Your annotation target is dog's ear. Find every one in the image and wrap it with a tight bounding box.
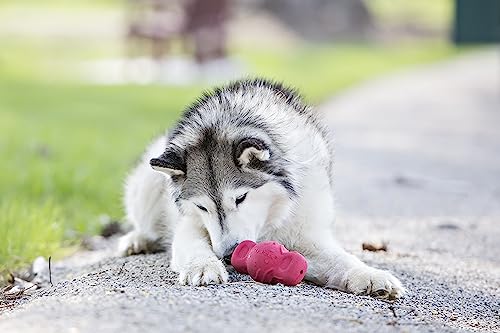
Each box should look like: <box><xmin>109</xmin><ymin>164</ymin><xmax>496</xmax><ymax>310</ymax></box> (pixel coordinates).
<box><xmin>150</xmin><ymin>148</ymin><xmax>186</xmax><ymax>177</ymax></box>
<box><xmin>235</xmin><ymin>137</ymin><xmax>270</xmax><ymax>166</ymax></box>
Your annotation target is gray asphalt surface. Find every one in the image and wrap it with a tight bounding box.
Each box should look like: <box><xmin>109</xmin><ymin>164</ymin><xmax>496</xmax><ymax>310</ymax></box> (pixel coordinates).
<box><xmin>1</xmin><ymin>50</ymin><xmax>499</xmax><ymax>333</ymax></box>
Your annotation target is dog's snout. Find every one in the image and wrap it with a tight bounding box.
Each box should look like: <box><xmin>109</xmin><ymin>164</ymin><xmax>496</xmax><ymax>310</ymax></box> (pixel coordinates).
<box><xmin>223</xmin><ymin>243</ymin><xmax>238</xmax><ymax>265</ymax></box>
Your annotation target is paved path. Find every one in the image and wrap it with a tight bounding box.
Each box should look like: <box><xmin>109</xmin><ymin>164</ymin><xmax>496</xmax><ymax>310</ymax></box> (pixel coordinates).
<box><xmin>1</xmin><ymin>50</ymin><xmax>499</xmax><ymax>332</ymax></box>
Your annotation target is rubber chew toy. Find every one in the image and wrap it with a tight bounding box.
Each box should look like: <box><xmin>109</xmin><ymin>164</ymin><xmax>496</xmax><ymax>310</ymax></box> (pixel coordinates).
<box><xmin>230</xmin><ymin>240</ymin><xmax>308</xmax><ymax>286</ymax></box>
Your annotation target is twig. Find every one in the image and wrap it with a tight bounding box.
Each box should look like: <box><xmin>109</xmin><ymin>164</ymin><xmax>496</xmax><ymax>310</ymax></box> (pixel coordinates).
<box><xmin>118</xmin><ymin>262</ymin><xmax>126</xmax><ymax>275</ymax></box>
<box><xmin>1</xmin><ymin>284</ymin><xmax>37</xmax><ymax>301</ymax></box>
<box><xmin>2</xmin><ymin>285</ymin><xmax>14</xmax><ymax>293</ymax></box>
<box><xmin>19</xmin><ymin>283</ymin><xmax>37</xmax><ymax>295</ymax></box>
<box><xmin>389</xmin><ymin>305</ymin><xmax>398</xmax><ymax>318</ymax></box>
<box><xmin>48</xmin><ymin>256</ymin><xmax>53</xmax><ymax>287</ymax></box>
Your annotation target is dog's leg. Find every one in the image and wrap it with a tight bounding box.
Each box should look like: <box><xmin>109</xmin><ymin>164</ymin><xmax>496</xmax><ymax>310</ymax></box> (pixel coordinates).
<box><xmin>117</xmin><ymin>168</ymin><xmax>167</xmax><ymax>256</ymax></box>
<box><xmin>289</xmin><ymin>167</ymin><xmax>404</xmax><ymax>299</ymax></box>
<box><xmin>171</xmin><ymin>216</ymin><xmax>228</xmax><ymax>286</ymax></box>
<box><xmin>299</xmin><ymin>240</ymin><xmax>405</xmax><ymax>299</ymax></box>
<box><xmin>118</xmin><ymin>138</ymin><xmax>173</xmax><ymax>256</ymax></box>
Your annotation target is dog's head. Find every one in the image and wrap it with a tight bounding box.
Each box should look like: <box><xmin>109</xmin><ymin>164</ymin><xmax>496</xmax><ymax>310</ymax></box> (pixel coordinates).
<box><xmin>150</xmin><ymin>130</ymin><xmax>295</xmax><ymax>260</ymax></box>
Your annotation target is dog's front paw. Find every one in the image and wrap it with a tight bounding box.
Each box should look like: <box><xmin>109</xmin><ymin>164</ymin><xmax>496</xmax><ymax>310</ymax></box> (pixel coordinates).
<box><xmin>343</xmin><ymin>266</ymin><xmax>405</xmax><ymax>299</ymax></box>
<box><xmin>178</xmin><ymin>257</ymin><xmax>228</xmax><ymax>286</ymax></box>
<box><xmin>117</xmin><ymin>231</ymin><xmax>161</xmax><ymax>257</ymax></box>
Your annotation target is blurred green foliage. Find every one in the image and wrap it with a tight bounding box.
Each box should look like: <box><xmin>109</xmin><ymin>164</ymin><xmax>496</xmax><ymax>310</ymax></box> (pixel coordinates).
<box><xmin>368</xmin><ymin>0</ymin><xmax>453</xmax><ymax>30</ymax></box>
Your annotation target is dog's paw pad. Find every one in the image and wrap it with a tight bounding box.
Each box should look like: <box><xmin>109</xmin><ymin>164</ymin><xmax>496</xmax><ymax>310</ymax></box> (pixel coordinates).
<box><xmin>178</xmin><ymin>257</ymin><xmax>228</xmax><ymax>286</ymax></box>
<box><xmin>344</xmin><ymin>267</ymin><xmax>405</xmax><ymax>299</ymax></box>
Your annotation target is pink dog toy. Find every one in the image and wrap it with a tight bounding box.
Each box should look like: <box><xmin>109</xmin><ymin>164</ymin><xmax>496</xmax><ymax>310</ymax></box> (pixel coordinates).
<box><xmin>230</xmin><ymin>240</ymin><xmax>308</xmax><ymax>286</ymax></box>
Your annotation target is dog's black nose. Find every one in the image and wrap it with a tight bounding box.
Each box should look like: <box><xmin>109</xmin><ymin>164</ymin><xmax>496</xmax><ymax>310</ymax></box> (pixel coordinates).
<box><xmin>222</xmin><ymin>243</ymin><xmax>238</xmax><ymax>265</ymax></box>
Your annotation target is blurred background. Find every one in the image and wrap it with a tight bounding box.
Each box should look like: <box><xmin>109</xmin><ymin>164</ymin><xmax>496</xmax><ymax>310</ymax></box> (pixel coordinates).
<box><xmin>0</xmin><ymin>0</ymin><xmax>496</xmax><ymax>273</ymax></box>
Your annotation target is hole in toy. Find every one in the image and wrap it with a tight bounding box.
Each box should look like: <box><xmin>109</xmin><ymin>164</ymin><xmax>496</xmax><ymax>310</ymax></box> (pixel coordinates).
<box><xmin>300</xmin><ymin>270</ymin><xmax>303</xmax><ymax>274</ymax></box>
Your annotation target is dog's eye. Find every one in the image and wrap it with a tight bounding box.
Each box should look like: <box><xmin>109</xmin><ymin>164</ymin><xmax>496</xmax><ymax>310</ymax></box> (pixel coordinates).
<box><xmin>235</xmin><ymin>193</ymin><xmax>247</xmax><ymax>206</ymax></box>
<box><xmin>196</xmin><ymin>204</ymin><xmax>208</xmax><ymax>212</ymax></box>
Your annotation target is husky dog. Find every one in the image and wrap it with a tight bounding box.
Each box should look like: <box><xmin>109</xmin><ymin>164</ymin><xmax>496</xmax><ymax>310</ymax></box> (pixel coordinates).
<box><xmin>118</xmin><ymin>79</ymin><xmax>404</xmax><ymax>299</ymax></box>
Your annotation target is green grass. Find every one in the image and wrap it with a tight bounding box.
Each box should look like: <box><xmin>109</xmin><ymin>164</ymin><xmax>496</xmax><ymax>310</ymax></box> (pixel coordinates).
<box><xmin>0</xmin><ymin>28</ymin><xmax>461</xmax><ymax>273</ymax></box>
<box><xmin>0</xmin><ymin>200</ymin><xmax>63</xmax><ymax>270</ymax></box>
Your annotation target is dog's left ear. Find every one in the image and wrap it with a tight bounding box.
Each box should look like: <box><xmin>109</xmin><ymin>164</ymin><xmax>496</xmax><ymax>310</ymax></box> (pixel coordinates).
<box><xmin>235</xmin><ymin>137</ymin><xmax>270</xmax><ymax>166</ymax></box>
<box><xmin>150</xmin><ymin>148</ymin><xmax>186</xmax><ymax>177</ymax></box>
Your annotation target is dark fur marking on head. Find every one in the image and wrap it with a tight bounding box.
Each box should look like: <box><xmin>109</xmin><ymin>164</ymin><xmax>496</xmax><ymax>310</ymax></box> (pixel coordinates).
<box><xmin>197</xmin><ymin>127</ymin><xmax>227</xmax><ymax>229</ymax></box>
<box><xmin>279</xmin><ymin>179</ymin><xmax>297</xmax><ymax>197</ymax></box>
<box><xmin>246</xmin><ymin>158</ymin><xmax>296</xmax><ymax>197</ymax></box>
